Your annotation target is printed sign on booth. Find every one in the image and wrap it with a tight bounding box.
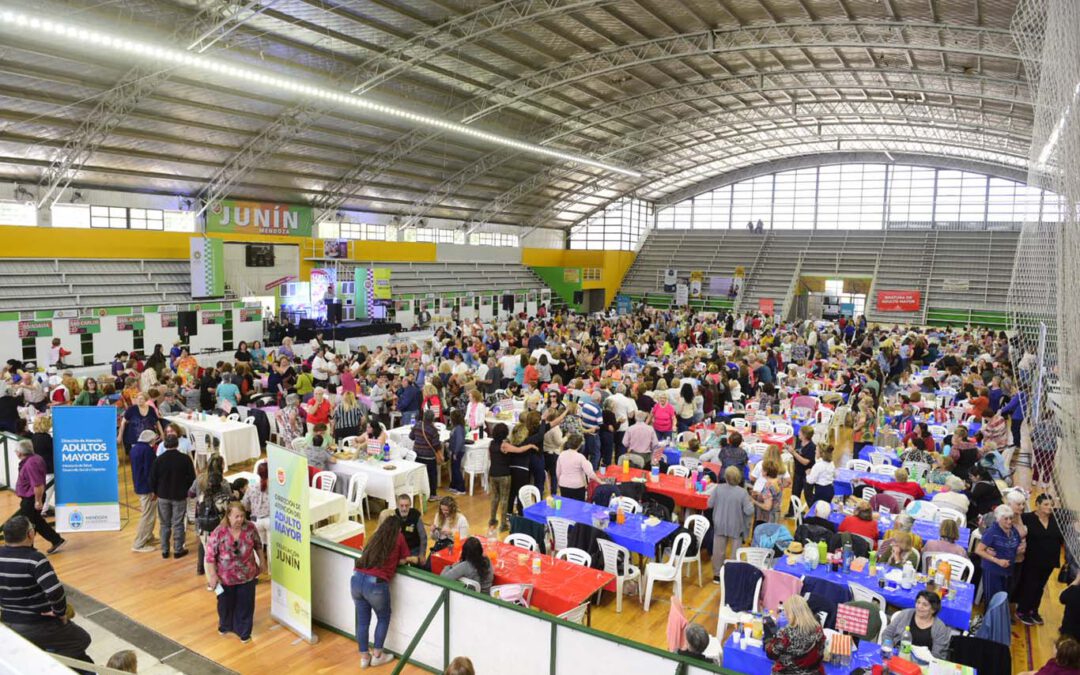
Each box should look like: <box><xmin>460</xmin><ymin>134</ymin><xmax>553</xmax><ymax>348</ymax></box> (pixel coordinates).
<box><xmin>53</xmin><ymin>406</ymin><xmax>120</xmax><ymax>532</ymax></box>
<box><xmin>268</xmin><ymin>444</ymin><xmax>314</xmax><ymax>642</ymax></box>
<box><xmin>759</xmin><ymin>298</ymin><xmax>775</xmax><ymax>315</ymax></box>
<box><xmin>116</xmin><ymin>315</ymin><xmax>145</xmax><ymax>331</ymax></box>
<box><xmin>201</xmin><ymin>310</ymin><xmax>227</xmax><ymax>325</ymax></box>
<box><xmin>18</xmin><ymin>320</ymin><xmax>51</xmax><ymax>339</ymax></box>
<box><xmin>876</xmin><ymin>290</ymin><xmax>921</xmax><ymax>312</ymax></box>
<box><xmin>68</xmin><ymin>318</ymin><xmax>101</xmax><ymax>335</ymax></box>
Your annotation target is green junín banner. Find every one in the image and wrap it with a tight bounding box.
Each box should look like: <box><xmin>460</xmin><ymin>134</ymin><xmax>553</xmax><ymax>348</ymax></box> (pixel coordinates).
<box><xmin>206</xmin><ymin>199</ymin><xmax>314</xmax><ymax>237</ymax></box>
<box><xmin>68</xmin><ymin>318</ymin><xmax>101</xmax><ymax>335</ymax></box>
<box><xmin>268</xmin><ymin>443</ymin><xmax>314</xmax><ymax>642</ymax></box>
<box><xmin>116</xmin><ymin>316</ymin><xmax>145</xmax><ymax>331</ymax></box>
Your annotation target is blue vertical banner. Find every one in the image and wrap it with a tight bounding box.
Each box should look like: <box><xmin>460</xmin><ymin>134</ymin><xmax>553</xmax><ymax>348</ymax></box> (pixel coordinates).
<box><xmin>53</xmin><ymin>406</ymin><xmax>120</xmax><ymax>532</ymax></box>
<box><xmin>616</xmin><ymin>294</ymin><xmax>632</xmax><ymax>315</ymax></box>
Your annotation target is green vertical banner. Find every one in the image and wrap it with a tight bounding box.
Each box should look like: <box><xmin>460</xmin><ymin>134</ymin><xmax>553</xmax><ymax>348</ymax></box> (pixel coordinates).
<box><xmin>268</xmin><ymin>443</ymin><xmax>314</xmax><ymax>642</ymax></box>
<box><xmin>353</xmin><ymin>267</ymin><xmax>370</xmax><ymax>320</ymax></box>
<box><xmin>190</xmin><ymin>237</ymin><xmax>225</xmax><ymax>298</ymax></box>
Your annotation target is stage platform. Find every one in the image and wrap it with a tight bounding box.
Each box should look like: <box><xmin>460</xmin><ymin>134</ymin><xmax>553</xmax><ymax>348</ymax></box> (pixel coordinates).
<box><xmin>296</xmin><ymin>320</ymin><xmax>401</xmax><ymax>341</ymax></box>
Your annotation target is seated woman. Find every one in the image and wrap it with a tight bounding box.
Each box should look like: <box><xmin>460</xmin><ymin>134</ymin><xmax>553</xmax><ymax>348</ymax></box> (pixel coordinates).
<box><xmin>861</xmin><ymin>467</ymin><xmax>926</xmax><ymax>501</ymax></box>
<box><xmin>881</xmin><ymin>591</ymin><xmax>952</xmax><ymax>659</ymax></box>
<box><xmin>922</xmin><ymin>519</ymin><xmax>968</xmax><ymax>559</ymax></box>
<box><xmin>764</xmin><ymin>594</ymin><xmax>825</xmax><ymax>675</ymax></box>
<box><xmin>439</xmin><ymin>536</ymin><xmax>493</xmax><ymax>594</ymax></box>
<box><xmin>883</xmin><ymin>513</ymin><xmax>925</xmax><ymax>550</ymax></box>
<box><xmin>838</xmin><ymin>500</ymin><xmax>880</xmax><ymax>547</ymax></box>
<box><xmin>881</xmin><ymin>531</ymin><xmax>920</xmax><ymax>568</ymax></box>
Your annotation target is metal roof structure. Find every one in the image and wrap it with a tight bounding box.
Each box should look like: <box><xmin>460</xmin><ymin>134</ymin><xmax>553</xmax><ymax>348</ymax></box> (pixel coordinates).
<box><xmin>0</xmin><ymin>0</ymin><xmax>1032</xmax><ymax>230</ymax></box>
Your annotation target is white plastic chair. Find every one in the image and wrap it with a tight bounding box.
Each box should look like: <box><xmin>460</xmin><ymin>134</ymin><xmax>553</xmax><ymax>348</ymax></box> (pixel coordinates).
<box><xmin>734</xmin><ymin>546</ymin><xmax>774</xmax><ymax>570</ymax></box>
<box><xmin>789</xmin><ymin>494</ymin><xmax>805</xmax><ymax>527</ymax></box>
<box><xmin>816</xmin><ymin>408</ymin><xmax>834</xmax><ymax>425</ymax></box>
<box><xmin>714</xmin><ymin>561</ymin><xmax>764</xmax><ymax>651</ymax></box>
<box><xmin>341</xmin><ymin>435</ymin><xmax>361</xmax><ymax>449</ymax></box>
<box><xmin>226</xmin><ymin>412</ymin><xmax>240</xmax><ymax>422</ymax></box>
<box><xmin>731</xmin><ymin>418</ymin><xmax>751</xmax><ymax>430</ymax></box>
<box><xmin>923</xmin><ymin>552</ymin><xmax>975</xmax><ymax>582</ymax></box>
<box><xmin>403</xmin><ymin>449</ymin><xmax>418</xmax><ymax>462</ymax></box>
<box><xmin>609</xmin><ymin>496</ymin><xmax>641</xmax><ymax>514</ymax></box>
<box><xmin>746</xmin><ymin>442</ymin><xmax>770</xmax><ymax>456</ymax></box>
<box><xmin>519</xmin><ymin>485</ymin><xmax>541</xmax><ymax>510</ymax></box>
<box><xmin>755</xmin><ymin>419</ymin><xmax>774</xmax><ymax>434</ymax></box>
<box><xmin>505</xmin><ymin>533</ymin><xmax>539</xmax><ymax>552</ymax></box>
<box><xmin>491</xmin><ymin>583</ymin><xmax>533</xmax><ymax>607</ymax></box>
<box><xmin>869</xmin><ymin>451</ymin><xmax>892</xmax><ymax>466</ymax></box>
<box><xmin>872</xmin><ymin>465</ymin><xmax>898</xmax><ymax>479</ymax></box>
<box><xmin>772</xmin><ymin>422</ymin><xmax>793</xmax><ymax>436</ymax></box>
<box><xmin>243</xmin><ymin>415</ymin><xmax>256</xmax><ymax>426</ymax></box>
<box><xmin>883</xmin><ymin>490</ymin><xmax>912</xmax><ymax>509</ymax></box>
<box><xmin>643</xmin><ymin>532</ymin><xmax>692</xmax><ymax>611</ymax></box>
<box><xmin>860</xmin><ymin>486</ymin><xmax>878</xmax><ymax>500</ymax></box>
<box><xmin>667</xmin><ymin>465</ymin><xmax>690</xmax><ymax>477</ymax></box>
<box><xmin>679</xmin><ymin>456</ymin><xmax>701</xmax><ymax>471</ymax></box>
<box><xmin>555</xmin><ymin>547</ymin><xmax>592</xmax><ymax>567</ymax></box>
<box><xmin>596</xmin><ymin>539</ymin><xmax>641</xmax><ymax>613</ymax></box>
<box><xmin>312</xmin><ymin>471</ymin><xmax>336</xmax><ymax>492</ymax></box>
<box><xmin>463</xmin><ymin>447</ymin><xmax>490</xmax><ymax>495</ymax></box>
<box><xmin>460</xmin><ymin>578</ymin><xmax>481</xmax><ymax>593</ymax></box>
<box><xmin>397</xmin><ymin>470</ymin><xmax>423</xmax><ymax>509</ymax></box>
<box><xmin>547</xmin><ymin>516</ymin><xmax>573</xmax><ymax>552</ymax></box>
<box><xmin>557</xmin><ymin>603</ymin><xmax>589</xmax><ymax>625</ymax></box>
<box><xmin>346</xmin><ymin>473</ymin><xmax>368</xmax><ymax>522</ymax></box>
<box><xmin>683</xmin><ymin>514</ymin><xmax>710</xmax><ymax>587</ymax></box>
<box><xmin>928</xmin><ymin>424</ymin><xmax>949</xmax><ymax>438</ymax></box>
<box><xmin>850</xmin><ymin>582</ymin><xmax>887</xmax><ymax>610</ymax></box>
<box><xmin>846</xmin><ymin>459</ymin><xmax>871</xmax><ymax>471</ymax></box>
<box><xmin>676</xmin><ymin>430</ymin><xmax>698</xmax><ymax>445</ymax></box>
<box><xmin>936</xmin><ymin>507</ymin><xmax>965</xmax><ymax>526</ymax></box>
<box><xmin>906</xmin><ymin>500</ymin><xmax>937</xmax><ymax>521</ymax></box>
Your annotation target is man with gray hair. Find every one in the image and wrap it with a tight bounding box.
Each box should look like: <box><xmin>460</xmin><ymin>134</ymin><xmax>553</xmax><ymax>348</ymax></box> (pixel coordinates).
<box><xmin>678</xmin><ymin>623</ymin><xmax>712</xmax><ymax>663</ymax></box>
<box><xmin>13</xmin><ymin>439</ymin><xmax>64</xmax><ymax>554</ymax></box>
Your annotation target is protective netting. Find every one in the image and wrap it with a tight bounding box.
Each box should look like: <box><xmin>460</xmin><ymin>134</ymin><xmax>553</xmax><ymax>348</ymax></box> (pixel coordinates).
<box><xmin>1009</xmin><ymin>0</ymin><xmax>1080</xmax><ymax>562</ymax></box>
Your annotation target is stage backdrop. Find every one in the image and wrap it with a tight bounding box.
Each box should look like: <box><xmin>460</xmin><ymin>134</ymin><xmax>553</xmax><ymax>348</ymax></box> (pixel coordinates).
<box><xmin>53</xmin><ymin>406</ymin><xmax>120</xmax><ymax>532</ymax></box>
<box><xmin>269</xmin><ymin>443</ymin><xmax>314</xmax><ymax>642</ymax></box>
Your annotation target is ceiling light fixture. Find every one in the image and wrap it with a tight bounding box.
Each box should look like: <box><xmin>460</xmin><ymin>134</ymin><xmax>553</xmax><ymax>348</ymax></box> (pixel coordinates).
<box><xmin>0</xmin><ymin>9</ymin><xmax>641</xmax><ymax>178</ymax></box>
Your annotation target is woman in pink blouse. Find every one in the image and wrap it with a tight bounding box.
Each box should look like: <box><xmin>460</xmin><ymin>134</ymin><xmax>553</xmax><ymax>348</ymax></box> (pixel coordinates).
<box><xmin>650</xmin><ymin>391</ymin><xmax>676</xmax><ymax>441</ymax></box>
<box><xmin>555</xmin><ymin>434</ymin><xmax>595</xmax><ymax>501</ymax></box>
<box><xmin>205</xmin><ymin>502</ymin><xmax>265</xmax><ymax>643</ymax></box>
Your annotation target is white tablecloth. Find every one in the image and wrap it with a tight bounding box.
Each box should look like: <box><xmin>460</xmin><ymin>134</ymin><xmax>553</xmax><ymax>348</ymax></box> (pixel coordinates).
<box><xmin>332</xmin><ymin>458</ymin><xmax>431</xmax><ymax>505</ymax></box>
<box><xmin>309</xmin><ymin>489</ymin><xmax>347</xmax><ymax>524</ymax></box>
<box><xmin>388</xmin><ymin>424</ymin><xmax>450</xmax><ymax>449</ymax></box>
<box><xmin>166</xmin><ymin>415</ymin><xmax>261</xmax><ymax>470</ymax></box>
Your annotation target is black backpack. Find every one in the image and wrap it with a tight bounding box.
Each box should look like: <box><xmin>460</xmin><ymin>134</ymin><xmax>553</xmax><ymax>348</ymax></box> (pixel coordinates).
<box><xmin>195</xmin><ymin>490</ymin><xmax>229</xmax><ymax>533</ymax></box>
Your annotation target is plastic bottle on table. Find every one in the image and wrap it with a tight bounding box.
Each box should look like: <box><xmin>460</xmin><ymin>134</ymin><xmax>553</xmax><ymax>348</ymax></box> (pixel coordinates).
<box><xmin>383</xmin><ymin>443</ymin><xmax>390</xmax><ymax>461</ymax></box>
<box><xmin>900</xmin><ymin>626</ymin><xmax>913</xmax><ymax>660</ymax></box>
<box><xmin>531</xmin><ymin>556</ymin><xmax>541</xmax><ymax>575</ymax></box>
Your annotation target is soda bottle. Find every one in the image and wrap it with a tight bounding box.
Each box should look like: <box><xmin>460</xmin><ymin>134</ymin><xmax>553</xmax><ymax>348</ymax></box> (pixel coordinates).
<box><xmin>383</xmin><ymin>443</ymin><xmax>390</xmax><ymax>461</ymax></box>
<box><xmin>868</xmin><ymin>551</ymin><xmax>877</xmax><ymax>577</ymax></box>
<box><xmin>900</xmin><ymin>626</ymin><xmax>913</xmax><ymax>660</ymax></box>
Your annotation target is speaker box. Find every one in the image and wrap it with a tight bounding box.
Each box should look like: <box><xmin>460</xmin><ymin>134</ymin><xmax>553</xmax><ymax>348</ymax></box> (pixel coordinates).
<box><xmin>326</xmin><ymin>300</ymin><xmax>343</xmax><ymax>324</ymax></box>
<box><xmin>178</xmin><ymin>310</ymin><xmax>198</xmax><ymax>337</ymax></box>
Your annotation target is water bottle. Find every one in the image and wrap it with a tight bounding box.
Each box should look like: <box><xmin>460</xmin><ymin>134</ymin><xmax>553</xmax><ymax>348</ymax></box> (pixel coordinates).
<box><xmin>900</xmin><ymin>626</ymin><xmax>913</xmax><ymax>660</ymax></box>
<box><xmin>842</xmin><ymin>541</ymin><xmax>853</xmax><ymax>573</ymax></box>
<box><xmin>531</xmin><ymin>556</ymin><xmax>541</xmax><ymax>575</ymax></box>
<box><xmin>880</xmin><ymin>637</ymin><xmax>893</xmax><ymax>661</ymax></box>
<box><xmin>382</xmin><ymin>442</ymin><xmax>390</xmax><ymax>461</ymax></box>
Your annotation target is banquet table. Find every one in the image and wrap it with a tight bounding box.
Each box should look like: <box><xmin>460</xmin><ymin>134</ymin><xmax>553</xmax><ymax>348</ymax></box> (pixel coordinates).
<box><xmin>165</xmin><ymin>414</ymin><xmax>261</xmax><ymax>470</ymax></box>
<box><xmin>723</xmin><ymin>632</ymin><xmax>882</xmax><ymax>675</ymax></box>
<box><xmin>388</xmin><ymin>424</ymin><xmax>450</xmax><ymax>449</ymax></box>
<box><xmin>523</xmin><ymin>498</ymin><xmax>678</xmax><ymax>558</ymax></box>
<box><xmin>430</xmin><ymin>538</ymin><xmax>613</xmax><ymax>617</ymax></box>
<box><xmin>596</xmin><ymin>464</ymin><xmax>715</xmax><ymax>510</ymax></box>
<box><xmin>826</xmin><ymin>509</ymin><xmax>970</xmax><ymax>544</ymax></box>
<box><xmin>332</xmin><ymin>457</ymin><xmax>432</xmax><ymax>506</ymax></box>
<box><xmin>834</xmin><ymin>468</ymin><xmax>941</xmax><ymax>499</ymax></box>
<box><xmin>857</xmin><ymin>446</ymin><xmax>902</xmax><ymax>467</ymax></box>
<box><xmin>772</xmin><ymin>557</ymin><xmax>974</xmax><ymax>630</ymax></box>
<box><xmin>308</xmin><ymin>488</ymin><xmax>348</xmax><ymax>525</ymax></box>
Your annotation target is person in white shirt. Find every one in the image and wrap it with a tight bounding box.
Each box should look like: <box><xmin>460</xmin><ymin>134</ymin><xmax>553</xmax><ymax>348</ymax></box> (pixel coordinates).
<box><xmin>498</xmin><ymin>352</ymin><xmax>518</xmax><ymax>387</ymax></box>
<box><xmin>464</xmin><ymin>390</ymin><xmax>488</xmax><ymax>433</ymax></box>
<box><xmin>606</xmin><ymin>385</ymin><xmax>637</xmax><ymax>457</ymax></box>
<box><xmin>931</xmin><ymin>475</ymin><xmax>970</xmax><ymax>515</ymax></box>
<box><xmin>311</xmin><ymin>347</ymin><xmax>334</xmax><ymax>386</ymax></box>
<box><xmin>805</xmin><ymin>445</ymin><xmax>837</xmax><ymax>503</ymax></box>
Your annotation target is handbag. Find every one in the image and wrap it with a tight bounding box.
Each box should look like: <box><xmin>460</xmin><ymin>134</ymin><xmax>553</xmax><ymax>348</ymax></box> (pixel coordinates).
<box><xmin>421</xmin><ymin>426</ymin><xmax>445</xmax><ymax>463</ymax></box>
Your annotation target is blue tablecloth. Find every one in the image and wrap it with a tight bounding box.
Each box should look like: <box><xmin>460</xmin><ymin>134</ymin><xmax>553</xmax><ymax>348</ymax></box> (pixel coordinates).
<box><xmin>857</xmin><ymin>446</ymin><xmax>902</xmax><ymax>466</ymax></box>
<box><xmin>723</xmin><ymin>633</ymin><xmax>882</xmax><ymax>675</ymax></box>
<box><xmin>827</xmin><ymin>510</ymin><xmax>970</xmax><ymax>544</ymax></box>
<box><xmin>772</xmin><ymin>557</ymin><xmax>973</xmax><ymax>630</ymax></box>
<box><xmin>523</xmin><ymin>498</ymin><xmax>678</xmax><ymax>558</ymax></box>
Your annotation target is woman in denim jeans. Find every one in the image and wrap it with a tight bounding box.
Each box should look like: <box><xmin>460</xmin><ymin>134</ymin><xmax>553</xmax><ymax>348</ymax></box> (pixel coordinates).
<box><xmin>352</xmin><ymin>515</ymin><xmax>419</xmax><ymax>668</ymax></box>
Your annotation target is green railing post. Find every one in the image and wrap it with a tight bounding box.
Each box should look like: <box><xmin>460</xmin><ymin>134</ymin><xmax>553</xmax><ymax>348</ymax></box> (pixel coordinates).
<box><xmin>550</xmin><ymin>623</ymin><xmax>557</xmax><ymax>675</ymax></box>
<box><xmin>443</xmin><ymin>593</ymin><xmax>450</xmax><ymax>671</ymax></box>
<box><xmin>391</xmin><ymin>588</ymin><xmax>448</xmax><ymax>675</ymax></box>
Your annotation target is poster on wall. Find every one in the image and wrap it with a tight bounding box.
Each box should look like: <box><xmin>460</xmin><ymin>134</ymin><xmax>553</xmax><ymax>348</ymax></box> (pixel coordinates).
<box><xmin>323</xmin><ymin>239</ymin><xmax>348</xmax><ymax>258</ymax></box>
<box><xmin>68</xmin><ymin>318</ymin><xmax>101</xmax><ymax>335</ymax></box>
<box><xmin>160</xmin><ymin>313</ymin><xmax>178</xmax><ymax>328</ymax></box>
<box><xmin>53</xmin><ymin>406</ymin><xmax>120</xmax><ymax>532</ymax></box>
<box><xmin>206</xmin><ymin>200</ymin><xmax>314</xmax><ymax>237</ymax></box>
<box><xmin>201</xmin><ymin>311</ymin><xmax>227</xmax><ymax>325</ymax></box>
<box><xmin>689</xmin><ymin>271</ymin><xmax>704</xmax><ymax>298</ymax></box>
<box><xmin>18</xmin><ymin>320</ymin><xmax>51</xmax><ymax>339</ymax></box>
<box><xmin>373</xmin><ymin>268</ymin><xmax>392</xmax><ymax>300</ymax></box>
<box><xmin>616</xmin><ymin>294</ymin><xmax>632</xmax><ymax>315</ymax></box>
<box><xmin>759</xmin><ymin>298</ymin><xmax>775</xmax><ymax>315</ymax></box>
<box><xmin>239</xmin><ymin>308</ymin><xmax>262</xmax><ymax>322</ymax></box>
<box><xmin>309</xmin><ymin>268</ymin><xmax>337</xmax><ymax>322</ymax></box>
<box><xmin>268</xmin><ymin>443</ymin><xmax>315</xmax><ymax>642</ymax></box>
<box><xmin>942</xmin><ymin>278</ymin><xmax>970</xmax><ymax>292</ymax></box>
<box><xmin>663</xmin><ymin>268</ymin><xmax>678</xmax><ymax>292</ymax></box>
<box><xmin>876</xmin><ymin>290</ymin><xmax>921</xmax><ymax>312</ymax></box>
<box><xmin>190</xmin><ymin>238</ymin><xmax>225</xmax><ymax>298</ymax></box>
<box><xmin>710</xmin><ymin>276</ymin><xmax>741</xmax><ymax>298</ymax></box>
<box><xmin>675</xmin><ymin>283</ymin><xmax>688</xmax><ymax>306</ymax></box>
<box><xmin>353</xmin><ymin>267</ymin><xmax>370</xmax><ymax>320</ymax></box>
<box><xmin>116</xmin><ymin>315</ymin><xmax>145</xmax><ymax>331</ymax></box>
<box><xmin>563</xmin><ymin>268</ymin><xmax>581</xmax><ymax>283</ymax></box>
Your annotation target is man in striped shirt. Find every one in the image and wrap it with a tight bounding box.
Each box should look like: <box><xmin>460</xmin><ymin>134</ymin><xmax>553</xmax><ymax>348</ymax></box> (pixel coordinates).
<box><xmin>0</xmin><ymin>515</ymin><xmax>92</xmax><ymax>664</ymax></box>
<box><xmin>579</xmin><ymin>392</ymin><xmax>603</xmax><ymax>470</ymax></box>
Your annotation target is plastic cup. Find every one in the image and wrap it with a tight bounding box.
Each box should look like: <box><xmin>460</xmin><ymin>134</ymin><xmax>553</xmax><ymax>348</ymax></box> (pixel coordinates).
<box><xmin>555</xmin><ymin>499</ymin><xmax>562</xmax><ymax>510</ymax></box>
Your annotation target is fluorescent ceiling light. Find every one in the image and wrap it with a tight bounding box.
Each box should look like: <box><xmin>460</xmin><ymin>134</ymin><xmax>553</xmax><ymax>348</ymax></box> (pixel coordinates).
<box><xmin>0</xmin><ymin>8</ymin><xmax>641</xmax><ymax>178</ymax></box>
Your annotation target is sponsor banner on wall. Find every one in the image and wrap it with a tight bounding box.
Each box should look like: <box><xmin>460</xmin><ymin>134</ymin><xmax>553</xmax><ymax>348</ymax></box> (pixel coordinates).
<box><xmin>190</xmin><ymin>237</ymin><xmax>225</xmax><ymax>298</ymax></box>
<box><xmin>759</xmin><ymin>298</ymin><xmax>775</xmax><ymax>315</ymax></box>
<box><xmin>876</xmin><ymin>290</ymin><xmax>922</xmax><ymax>312</ymax></box>
<box><xmin>239</xmin><ymin>308</ymin><xmax>262</xmax><ymax>322</ymax></box>
<box><xmin>53</xmin><ymin>406</ymin><xmax>120</xmax><ymax>532</ymax></box>
<box><xmin>675</xmin><ymin>283</ymin><xmax>689</xmax><ymax>306</ymax></box>
<box><xmin>161</xmin><ymin>313</ymin><xmax>178</xmax><ymax>328</ymax></box>
<box><xmin>201</xmin><ymin>310</ymin><xmax>227</xmax><ymax>325</ymax></box>
<box><xmin>268</xmin><ymin>443</ymin><xmax>314</xmax><ymax>641</ymax></box>
<box><xmin>373</xmin><ymin>268</ymin><xmax>392</xmax><ymax>300</ymax></box>
<box><xmin>323</xmin><ymin>239</ymin><xmax>348</xmax><ymax>258</ymax></box>
<box><xmin>68</xmin><ymin>318</ymin><xmax>101</xmax><ymax>335</ymax></box>
<box><xmin>206</xmin><ymin>199</ymin><xmax>314</xmax><ymax>237</ymax></box>
<box><xmin>264</xmin><ymin>275</ymin><xmax>296</xmax><ymax>291</ymax></box>
<box><xmin>563</xmin><ymin>268</ymin><xmax>580</xmax><ymax>283</ymax></box>
<box><xmin>18</xmin><ymin>320</ymin><xmax>52</xmax><ymax>339</ymax></box>
<box><xmin>941</xmin><ymin>278</ymin><xmax>970</xmax><ymax>292</ymax></box>
<box><xmin>690</xmin><ymin>271</ymin><xmax>704</xmax><ymax>298</ymax></box>
<box><xmin>616</xmin><ymin>294</ymin><xmax>632</xmax><ymax>315</ymax></box>
<box><xmin>116</xmin><ymin>315</ymin><xmax>145</xmax><ymax>331</ymax></box>
<box><xmin>663</xmin><ymin>268</ymin><xmax>678</xmax><ymax>292</ymax></box>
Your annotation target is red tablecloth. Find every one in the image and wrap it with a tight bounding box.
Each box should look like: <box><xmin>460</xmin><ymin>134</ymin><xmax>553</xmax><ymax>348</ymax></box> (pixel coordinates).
<box><xmin>758</xmin><ymin>432</ymin><xmax>794</xmax><ymax>447</ymax></box>
<box><xmin>429</xmin><ymin>539</ymin><xmax>613</xmax><ymax>616</ymax></box>
<box><xmin>598</xmin><ymin>465</ymin><xmax>711</xmax><ymax>510</ymax></box>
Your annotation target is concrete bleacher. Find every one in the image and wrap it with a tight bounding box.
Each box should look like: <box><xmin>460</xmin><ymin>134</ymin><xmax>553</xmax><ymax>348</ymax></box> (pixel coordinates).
<box><xmin>621</xmin><ymin>228</ymin><xmax>1020</xmax><ymax>323</ymax></box>
<box><xmin>0</xmin><ymin>258</ymin><xmax>191</xmax><ymax>311</ymax></box>
<box><xmin>340</xmin><ymin>261</ymin><xmax>548</xmax><ymax>295</ymax></box>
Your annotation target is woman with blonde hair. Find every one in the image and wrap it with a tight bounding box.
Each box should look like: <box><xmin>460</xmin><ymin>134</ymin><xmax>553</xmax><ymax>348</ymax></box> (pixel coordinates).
<box><xmin>764</xmin><ymin>594</ymin><xmax>826</xmax><ymax>674</ymax></box>
<box><xmin>333</xmin><ymin>390</ymin><xmax>364</xmax><ymax>442</ymax></box>
<box><xmin>421</xmin><ymin>383</ymin><xmax>444</xmax><ymax>423</ymax></box>
<box><xmin>464</xmin><ymin>388</ymin><xmax>487</xmax><ymax>434</ymax></box>
<box><xmin>884</xmin><ymin>531</ymin><xmax>920</xmax><ymax>568</ymax></box>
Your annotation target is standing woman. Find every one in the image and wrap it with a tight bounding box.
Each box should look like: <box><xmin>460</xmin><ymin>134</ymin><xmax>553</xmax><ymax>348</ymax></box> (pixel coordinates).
<box><xmin>464</xmin><ymin>389</ymin><xmax>488</xmax><ymax>437</ymax></box>
<box><xmin>410</xmin><ymin>410</ymin><xmax>443</xmax><ymax>498</ymax></box>
<box><xmin>805</xmin><ymin>445</ymin><xmax>836</xmax><ymax>505</ymax></box>
<box><xmin>117</xmin><ymin>393</ymin><xmax>164</xmax><ymax>458</ymax></box>
<box><xmin>976</xmin><ymin>504</ymin><xmax>1023</xmax><ymax>605</ymax></box>
<box><xmin>205</xmin><ymin>502</ymin><xmax>264</xmax><ymax>643</ymax></box>
<box><xmin>555</xmin><ymin>434</ymin><xmax>594</xmax><ymax>501</ymax></box>
<box><xmin>352</xmin><ymin>515</ymin><xmax>418</xmax><ymax>669</ymax></box>
<box><xmin>73</xmin><ymin>377</ymin><xmax>101</xmax><ymax>406</ymax></box>
<box><xmin>333</xmin><ymin>392</ymin><xmax>364</xmax><ymax>443</ymax></box>
<box><xmin>447</xmin><ymin>409</ymin><xmax>467</xmax><ymax>495</ymax></box>
<box><xmin>486</xmin><ymin>423</ymin><xmax>533</xmax><ymax>536</ymax></box>
<box><xmin>763</xmin><ymin>594</ymin><xmax>826</xmax><ymax>675</ymax></box>
<box><xmin>1016</xmin><ymin>494</ymin><xmax>1064</xmax><ymax>625</ymax></box>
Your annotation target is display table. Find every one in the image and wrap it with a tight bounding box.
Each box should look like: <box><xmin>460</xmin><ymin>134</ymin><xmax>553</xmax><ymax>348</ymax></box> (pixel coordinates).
<box><xmin>826</xmin><ymin>509</ymin><xmax>970</xmax><ymax>544</ymax></box>
<box><xmin>309</xmin><ymin>489</ymin><xmax>347</xmax><ymax>525</ymax></box>
<box><xmin>772</xmin><ymin>557</ymin><xmax>974</xmax><ymax>631</ymax></box>
<box><xmin>165</xmin><ymin>414</ymin><xmax>260</xmax><ymax>470</ymax></box>
<box><xmin>523</xmin><ymin>497</ymin><xmax>678</xmax><ymax>558</ymax></box>
<box><xmin>430</xmin><ymin>538</ymin><xmax>613</xmax><ymax>617</ymax></box>
<box><xmin>596</xmin><ymin>464</ymin><xmax>714</xmax><ymax>510</ymax></box>
<box><xmin>332</xmin><ymin>457</ymin><xmax>432</xmax><ymax>506</ymax></box>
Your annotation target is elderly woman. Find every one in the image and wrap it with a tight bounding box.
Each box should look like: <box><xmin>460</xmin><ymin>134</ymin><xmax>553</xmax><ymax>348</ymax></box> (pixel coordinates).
<box><xmin>750</xmin><ymin>459</ymin><xmax>783</xmax><ymax>526</ymax></box>
<box><xmin>923</xmin><ymin>518</ymin><xmax>968</xmax><ymax>558</ymax></box>
<box><xmin>884</xmin><ymin>513</ymin><xmax>925</xmax><ymax>550</ymax></box>
<box><xmin>839</xmin><ymin>499</ymin><xmax>880</xmax><ymax>545</ymax></box>
<box><xmin>883</xmin><ymin>531</ymin><xmax>920</xmax><ymax>568</ymax></box>
<box><xmin>555</xmin><ymin>433</ymin><xmax>594</xmax><ymax>501</ymax></box>
<box><xmin>931</xmin><ymin>473</ymin><xmax>970</xmax><ymax>514</ymax></box>
<box><xmin>650</xmin><ymin>390</ymin><xmax>675</xmax><ymax>440</ymax></box>
<box><xmin>881</xmin><ymin>591</ymin><xmax>952</xmax><ymax>659</ymax></box>
<box><xmin>205</xmin><ymin>502</ymin><xmax>265</xmax><ymax>643</ymax></box>
<box><xmin>117</xmin><ymin>392</ymin><xmax>164</xmax><ymax>458</ymax></box>
<box><xmin>764</xmin><ymin>594</ymin><xmax>825</xmax><ymax>675</ymax></box>
<box><xmin>410</xmin><ymin>409</ymin><xmax>443</xmax><ymax>498</ymax></box>
<box><xmin>708</xmin><ymin>466</ymin><xmax>754</xmax><ymax>581</ymax></box>
<box><xmin>274</xmin><ymin>394</ymin><xmax>304</xmax><ymax>448</ymax></box>
<box><xmin>241</xmin><ymin>462</ymin><xmax>270</xmax><ymax>550</ymax></box>
<box><xmin>976</xmin><ymin>504</ymin><xmax>1023</xmax><ymax>603</ymax></box>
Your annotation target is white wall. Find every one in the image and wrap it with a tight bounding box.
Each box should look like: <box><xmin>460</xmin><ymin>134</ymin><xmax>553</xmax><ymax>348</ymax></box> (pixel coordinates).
<box><xmin>143</xmin><ymin>312</ymin><xmax>181</xmax><ymax>353</ymax></box>
<box><xmin>93</xmin><ymin>316</ymin><xmax>136</xmax><ymax>362</ymax></box>
<box><xmin>0</xmin><ymin>322</ymin><xmax>19</xmax><ymax>368</ymax></box>
<box><xmin>436</xmin><ymin>243</ymin><xmax>519</xmax><ymax>263</ymax></box>
<box><xmin>190</xmin><ymin>310</ymin><xmax>224</xmax><ymax>352</ymax></box>
<box><xmin>232</xmin><ymin>308</ymin><xmax>263</xmax><ymax>345</ymax></box>
<box><xmin>223</xmin><ymin>243</ymin><xmax>300</xmax><ymax>297</ymax></box>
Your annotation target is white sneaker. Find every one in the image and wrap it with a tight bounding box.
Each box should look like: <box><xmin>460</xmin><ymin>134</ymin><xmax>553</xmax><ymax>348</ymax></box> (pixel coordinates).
<box><xmin>360</xmin><ymin>654</ymin><xmax>371</xmax><ymax>669</ymax></box>
<box><xmin>131</xmin><ymin>545</ymin><xmax>157</xmax><ymax>553</ymax></box>
<box><xmin>370</xmin><ymin>653</ymin><xmax>395</xmax><ymax>667</ymax></box>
